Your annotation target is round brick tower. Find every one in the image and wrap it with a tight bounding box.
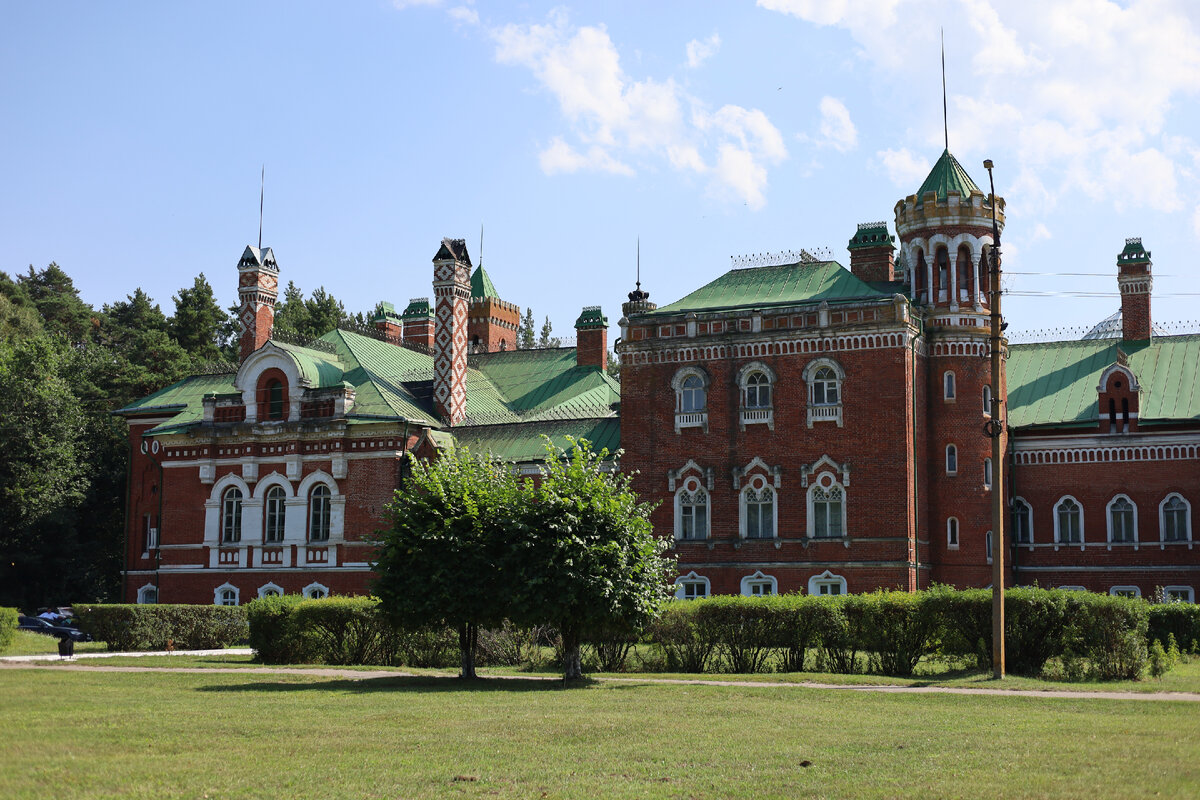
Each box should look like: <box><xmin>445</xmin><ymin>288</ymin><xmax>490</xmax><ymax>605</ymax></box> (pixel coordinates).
<box><xmin>895</xmin><ymin>150</ymin><xmax>1008</xmax><ymax>587</ymax></box>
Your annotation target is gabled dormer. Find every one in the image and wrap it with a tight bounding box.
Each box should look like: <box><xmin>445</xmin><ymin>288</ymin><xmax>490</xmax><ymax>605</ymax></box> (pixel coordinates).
<box><xmin>1097</xmin><ymin>360</ymin><xmax>1140</xmax><ymax>434</ymax></box>
<box><xmin>203</xmin><ymin>340</ymin><xmax>353</xmax><ymax>426</ymax></box>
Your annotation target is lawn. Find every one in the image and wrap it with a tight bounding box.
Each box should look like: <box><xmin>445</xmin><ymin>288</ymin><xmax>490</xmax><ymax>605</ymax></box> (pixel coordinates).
<box><xmin>1</xmin><ymin>630</ymin><xmax>108</xmax><ymax>657</ymax></box>
<box><xmin>2</xmin><ymin>665</ymin><xmax>1197</xmax><ymax>799</ymax></box>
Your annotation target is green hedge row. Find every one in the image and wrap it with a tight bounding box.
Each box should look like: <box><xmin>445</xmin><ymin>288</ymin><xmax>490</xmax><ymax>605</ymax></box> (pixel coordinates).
<box><xmin>648</xmin><ymin>587</ymin><xmax>1150</xmax><ymax>680</ymax></box>
<box><xmin>0</xmin><ymin>607</ymin><xmax>17</xmax><ymax>652</ymax></box>
<box><xmin>1147</xmin><ymin>602</ymin><xmax>1200</xmax><ymax>652</ymax></box>
<box><xmin>73</xmin><ymin>604</ymin><xmax>248</xmax><ymax>651</ymax></box>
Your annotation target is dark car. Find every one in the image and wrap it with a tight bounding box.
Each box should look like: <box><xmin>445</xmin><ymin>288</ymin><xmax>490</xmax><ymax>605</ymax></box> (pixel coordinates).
<box><xmin>17</xmin><ymin>615</ymin><xmax>92</xmax><ymax>643</ymax></box>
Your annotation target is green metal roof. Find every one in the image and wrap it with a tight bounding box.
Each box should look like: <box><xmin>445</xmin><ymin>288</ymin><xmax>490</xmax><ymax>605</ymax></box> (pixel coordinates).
<box><xmin>575</xmin><ymin>305</ymin><xmax>608</xmax><ymax>328</ymax></box>
<box><xmin>467</xmin><ymin>348</ymin><xmax>620</xmax><ymax>422</ymax></box>
<box><xmin>916</xmin><ymin>149</ymin><xmax>982</xmax><ymax>203</ymax></box>
<box><xmin>318</xmin><ymin>329</ymin><xmax>436</xmax><ymax>424</ymax></box>
<box><xmin>652</xmin><ymin>260</ymin><xmax>890</xmax><ymax>315</ymax></box>
<box><xmin>847</xmin><ymin>222</ymin><xmax>895</xmax><ymax>251</ymax></box>
<box><xmin>470</xmin><ymin>266</ymin><xmax>499</xmax><ymax>300</ymax></box>
<box><xmin>451</xmin><ymin>418</ymin><xmax>620</xmax><ymax>462</ymax></box>
<box><xmin>402</xmin><ymin>298</ymin><xmax>432</xmax><ymax>318</ymax></box>
<box><xmin>271</xmin><ymin>341</ymin><xmax>346</xmax><ymax>389</ymax></box>
<box><xmin>1007</xmin><ymin>334</ymin><xmax>1200</xmax><ymax>428</ymax></box>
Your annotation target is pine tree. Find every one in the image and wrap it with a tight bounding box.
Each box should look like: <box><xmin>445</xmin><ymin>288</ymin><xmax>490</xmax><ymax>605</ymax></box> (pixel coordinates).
<box><xmin>538</xmin><ymin>316</ymin><xmax>560</xmax><ymax>349</ymax></box>
<box><xmin>519</xmin><ymin>307</ymin><xmax>536</xmax><ymax>349</ymax></box>
<box><xmin>170</xmin><ymin>273</ymin><xmax>229</xmax><ymax>361</ymax></box>
<box><xmin>18</xmin><ymin>263</ymin><xmax>97</xmax><ymax>343</ymax></box>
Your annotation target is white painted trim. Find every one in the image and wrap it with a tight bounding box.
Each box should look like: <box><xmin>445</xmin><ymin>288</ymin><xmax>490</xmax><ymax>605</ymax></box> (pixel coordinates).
<box><xmin>257</xmin><ymin>582</ymin><xmax>285</xmax><ymax>598</ymax></box>
<box><xmin>739</xmin><ymin>478</ymin><xmax>778</xmax><ymax>540</ymax></box>
<box><xmin>234</xmin><ymin>343</ymin><xmax>304</xmax><ymax>423</ymax></box>
<box><xmin>214</xmin><ymin>582</ymin><xmax>240</xmax><ymax>606</ymax></box>
<box><xmin>1012</xmin><ymin>496</ymin><xmax>1034</xmax><ymax>545</ymax></box>
<box><xmin>1109</xmin><ymin>585</ymin><xmax>1141</xmax><ymax>598</ymax></box>
<box><xmin>808</xmin><ymin>570</ymin><xmax>847</xmax><ymax>596</ymax></box>
<box><xmin>1097</xmin><ymin>363</ymin><xmax>1140</xmax><ymax>393</ymax></box>
<box><xmin>806</xmin><ymin>477</ymin><xmax>847</xmax><ymax>540</ymax></box>
<box><xmin>740</xmin><ymin>570</ymin><xmax>777</xmax><ymax>597</ymax></box>
<box><xmin>1163</xmin><ymin>586</ymin><xmax>1195</xmax><ymax>603</ymax></box>
<box><xmin>674</xmin><ymin>571</ymin><xmax>710</xmax><ymax>600</ymax></box>
<box><xmin>674</xmin><ymin>480</ymin><xmax>710</xmax><ymax>541</ymax></box>
<box><xmin>136</xmin><ymin>583</ymin><xmax>158</xmax><ymax>604</ymax></box>
<box><xmin>943</xmin><ymin>370</ymin><xmax>956</xmax><ymax>400</ymax></box>
<box><xmin>1011</xmin><ymin>432</ymin><xmax>1200</xmax><ymax>466</ymax></box>
<box><xmin>252</xmin><ymin>471</ymin><xmax>294</xmax><ymax>500</ymax></box>
<box><xmin>945</xmin><ymin>444</ymin><xmax>958</xmax><ymax>475</ymax></box>
<box><xmin>1105</xmin><ymin>494</ymin><xmax>1139</xmax><ymax>548</ymax></box>
<box><xmin>302</xmin><ymin>582</ymin><xmax>330</xmax><ymax>599</ymax></box>
<box><xmin>1159</xmin><ymin>493</ymin><xmax>1192</xmax><ymax>545</ymax></box>
<box><xmin>1054</xmin><ymin>495</ymin><xmax>1085</xmax><ymax>547</ymax></box>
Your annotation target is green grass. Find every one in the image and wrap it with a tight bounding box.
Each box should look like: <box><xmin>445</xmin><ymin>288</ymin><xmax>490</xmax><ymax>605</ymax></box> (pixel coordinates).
<box><xmin>2</xmin><ymin>666</ymin><xmax>1197</xmax><ymax>799</ymax></box>
<box><xmin>1</xmin><ymin>630</ymin><xmax>108</xmax><ymax>657</ymax></box>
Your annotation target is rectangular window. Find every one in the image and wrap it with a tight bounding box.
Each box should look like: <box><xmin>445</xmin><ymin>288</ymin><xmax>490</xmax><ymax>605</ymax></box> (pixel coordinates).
<box><xmin>817</xmin><ymin>583</ymin><xmax>841</xmax><ymax>596</ymax></box>
<box><xmin>682</xmin><ymin>582</ymin><xmax>706</xmax><ymax>600</ymax></box>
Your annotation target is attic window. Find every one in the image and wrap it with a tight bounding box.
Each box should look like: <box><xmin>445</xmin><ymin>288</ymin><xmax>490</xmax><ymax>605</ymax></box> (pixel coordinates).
<box><xmin>266</xmin><ymin>380</ymin><xmax>284</xmax><ymax>420</ymax></box>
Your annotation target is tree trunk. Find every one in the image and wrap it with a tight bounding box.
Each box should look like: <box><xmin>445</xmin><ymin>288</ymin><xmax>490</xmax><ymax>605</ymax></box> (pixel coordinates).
<box><xmin>458</xmin><ymin>622</ymin><xmax>478</xmax><ymax>679</ymax></box>
<box><xmin>561</xmin><ymin>624</ymin><xmax>583</xmax><ymax>681</ymax></box>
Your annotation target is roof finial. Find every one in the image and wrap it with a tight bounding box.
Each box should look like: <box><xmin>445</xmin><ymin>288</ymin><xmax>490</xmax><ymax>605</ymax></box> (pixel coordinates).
<box><xmin>636</xmin><ymin>236</ymin><xmax>641</xmax><ymax>291</ymax></box>
<box><xmin>258</xmin><ymin>164</ymin><xmax>265</xmax><ymax>250</ymax></box>
<box><xmin>941</xmin><ymin>28</ymin><xmax>949</xmax><ymax>152</ymax></box>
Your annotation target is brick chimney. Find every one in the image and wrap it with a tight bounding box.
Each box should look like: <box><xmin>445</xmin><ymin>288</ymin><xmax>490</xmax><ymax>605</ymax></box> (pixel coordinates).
<box><xmin>847</xmin><ymin>222</ymin><xmax>895</xmax><ymax>283</ymax></box>
<box><xmin>401</xmin><ymin>298</ymin><xmax>434</xmax><ymax>351</ymax></box>
<box><xmin>237</xmin><ymin>245</ymin><xmax>279</xmax><ymax>361</ymax></box>
<box><xmin>1117</xmin><ymin>238</ymin><xmax>1152</xmax><ymax>341</ymax></box>
<box><xmin>432</xmin><ymin>239</ymin><xmax>471</xmax><ymax>425</ymax></box>
<box><xmin>574</xmin><ymin>306</ymin><xmax>608</xmax><ymax>371</ymax></box>
<box><xmin>371</xmin><ymin>302</ymin><xmax>403</xmax><ymax>343</ymax></box>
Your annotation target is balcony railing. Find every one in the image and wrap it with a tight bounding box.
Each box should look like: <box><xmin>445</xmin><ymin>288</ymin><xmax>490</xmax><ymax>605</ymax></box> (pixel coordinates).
<box><xmin>807</xmin><ymin>403</ymin><xmax>843</xmax><ymax>428</ymax></box>
<box><xmin>740</xmin><ymin>407</ymin><xmax>774</xmax><ymax>430</ymax></box>
<box><xmin>675</xmin><ymin>411</ymin><xmax>708</xmax><ymax>433</ymax></box>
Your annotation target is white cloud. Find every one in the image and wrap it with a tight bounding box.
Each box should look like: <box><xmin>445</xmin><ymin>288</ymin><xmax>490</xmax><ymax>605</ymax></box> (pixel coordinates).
<box><xmin>447</xmin><ymin>6</ymin><xmax>478</xmax><ymax>25</ymax></box>
<box><xmin>877</xmin><ymin>148</ymin><xmax>930</xmax><ymax>188</ymax></box>
<box><xmin>1031</xmin><ymin>223</ymin><xmax>1052</xmax><ymax>241</ymax></box>
<box><xmin>817</xmin><ymin>96</ymin><xmax>857</xmax><ymax>152</ymax></box>
<box><xmin>686</xmin><ymin>33</ymin><xmax>721</xmax><ymax>68</ymax></box>
<box><xmin>492</xmin><ymin>11</ymin><xmax>786</xmax><ymax>208</ymax></box>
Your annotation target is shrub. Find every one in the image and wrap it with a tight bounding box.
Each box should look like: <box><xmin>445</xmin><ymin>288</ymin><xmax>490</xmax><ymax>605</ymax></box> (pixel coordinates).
<box><xmin>246</xmin><ymin>594</ymin><xmax>311</xmax><ymax>664</ymax></box>
<box><xmin>0</xmin><ymin>607</ymin><xmax>17</xmax><ymax>652</ymax></box>
<box><xmin>772</xmin><ymin>594</ymin><xmax>823</xmax><ymax>673</ymax></box>
<box><xmin>291</xmin><ymin>597</ymin><xmax>399</xmax><ymax>666</ymax></box>
<box><xmin>477</xmin><ymin>621</ymin><xmax>542</xmax><ymax>668</ymax></box>
<box><xmin>583</xmin><ymin>624</ymin><xmax>640</xmax><ymax>673</ymax></box>
<box><xmin>73</xmin><ymin>604</ymin><xmax>247</xmax><ymax>651</ymax></box>
<box><xmin>1004</xmin><ymin>588</ymin><xmax>1071</xmax><ymax>676</ymax></box>
<box><xmin>924</xmin><ymin>586</ymin><xmax>992</xmax><ymax>669</ymax></box>
<box><xmin>1148</xmin><ymin>601</ymin><xmax>1200</xmax><ymax>652</ymax></box>
<box><xmin>854</xmin><ymin>591</ymin><xmax>939</xmax><ymax>676</ymax></box>
<box><xmin>1066</xmin><ymin>592</ymin><xmax>1148</xmax><ymax>681</ymax></box>
<box><xmin>649</xmin><ymin>601</ymin><xmax>715</xmax><ymax>673</ymax></box>
<box><xmin>396</xmin><ymin>626</ymin><xmax>458</xmax><ymax>668</ymax></box>
<box><xmin>695</xmin><ymin>595</ymin><xmax>785</xmax><ymax>674</ymax></box>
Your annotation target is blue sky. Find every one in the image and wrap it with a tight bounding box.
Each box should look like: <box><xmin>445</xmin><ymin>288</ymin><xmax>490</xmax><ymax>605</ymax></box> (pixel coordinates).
<box><xmin>4</xmin><ymin>0</ymin><xmax>1200</xmax><ymax>344</ymax></box>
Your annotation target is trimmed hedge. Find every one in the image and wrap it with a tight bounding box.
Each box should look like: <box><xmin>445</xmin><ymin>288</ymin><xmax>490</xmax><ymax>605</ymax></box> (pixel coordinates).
<box><xmin>1148</xmin><ymin>602</ymin><xmax>1200</xmax><ymax>653</ymax></box>
<box><xmin>72</xmin><ymin>604</ymin><xmax>248</xmax><ymax>651</ymax></box>
<box><xmin>0</xmin><ymin>607</ymin><xmax>17</xmax><ymax>652</ymax></box>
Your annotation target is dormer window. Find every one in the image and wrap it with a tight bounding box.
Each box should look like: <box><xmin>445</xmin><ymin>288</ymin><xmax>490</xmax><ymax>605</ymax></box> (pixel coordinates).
<box><xmin>266</xmin><ymin>379</ymin><xmax>284</xmax><ymax>420</ymax></box>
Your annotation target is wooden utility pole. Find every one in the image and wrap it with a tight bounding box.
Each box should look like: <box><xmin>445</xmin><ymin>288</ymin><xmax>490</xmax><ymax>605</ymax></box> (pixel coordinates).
<box><xmin>984</xmin><ymin>159</ymin><xmax>1006</xmax><ymax>679</ymax></box>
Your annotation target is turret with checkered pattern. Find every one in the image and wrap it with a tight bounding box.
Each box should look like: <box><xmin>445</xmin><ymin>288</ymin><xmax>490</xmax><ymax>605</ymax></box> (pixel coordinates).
<box><xmin>432</xmin><ymin>238</ymin><xmax>471</xmax><ymax>425</ymax></box>
<box><xmin>237</xmin><ymin>245</ymin><xmax>279</xmax><ymax>362</ymax></box>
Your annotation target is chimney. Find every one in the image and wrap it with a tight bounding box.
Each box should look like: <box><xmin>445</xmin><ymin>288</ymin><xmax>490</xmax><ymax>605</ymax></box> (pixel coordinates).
<box><xmin>401</xmin><ymin>298</ymin><xmax>434</xmax><ymax>351</ymax></box>
<box><xmin>1117</xmin><ymin>237</ymin><xmax>1152</xmax><ymax>341</ymax></box>
<box><xmin>432</xmin><ymin>239</ymin><xmax>471</xmax><ymax>426</ymax></box>
<box><xmin>574</xmin><ymin>306</ymin><xmax>608</xmax><ymax>371</ymax></box>
<box><xmin>237</xmin><ymin>245</ymin><xmax>279</xmax><ymax>361</ymax></box>
<box><xmin>848</xmin><ymin>222</ymin><xmax>895</xmax><ymax>283</ymax></box>
<box><xmin>371</xmin><ymin>302</ymin><xmax>403</xmax><ymax>343</ymax></box>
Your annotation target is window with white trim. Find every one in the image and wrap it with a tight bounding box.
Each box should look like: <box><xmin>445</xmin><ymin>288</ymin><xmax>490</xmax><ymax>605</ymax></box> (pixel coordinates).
<box><xmin>742</xmin><ymin>478</ymin><xmax>776</xmax><ymax>539</ymax></box>
<box><xmin>264</xmin><ymin>485</ymin><xmax>286</xmax><ymax>543</ymax></box>
<box><xmin>1161</xmin><ymin>494</ymin><xmax>1191</xmax><ymax>543</ymax></box>
<box><xmin>257</xmin><ymin>583</ymin><xmax>284</xmax><ymax>598</ymax></box>
<box><xmin>302</xmin><ymin>582</ymin><xmax>329</xmax><ymax>600</ymax></box>
<box><xmin>947</xmin><ymin>517</ymin><xmax>959</xmax><ymax>549</ymax></box>
<box><xmin>136</xmin><ymin>584</ymin><xmax>158</xmax><ymax>604</ymax></box>
<box><xmin>671</xmin><ymin>367</ymin><xmax>710</xmax><ymax>432</ymax></box>
<box><xmin>808</xmin><ymin>571</ymin><xmax>847</xmax><ymax>596</ymax></box>
<box><xmin>675</xmin><ymin>572</ymin><xmax>710</xmax><ymax>600</ymax></box>
<box><xmin>985</xmin><ymin>530</ymin><xmax>993</xmax><ymax>563</ymax></box>
<box><xmin>674</xmin><ymin>477</ymin><xmax>709</xmax><ymax>541</ymax></box>
<box><xmin>1164</xmin><ymin>586</ymin><xmax>1195</xmax><ymax>603</ymax></box>
<box><xmin>221</xmin><ymin>487</ymin><xmax>242</xmax><ymax>543</ymax></box>
<box><xmin>945</xmin><ymin>444</ymin><xmax>958</xmax><ymax>475</ymax></box>
<box><xmin>1109</xmin><ymin>586</ymin><xmax>1141</xmax><ymax>598</ymax></box>
<box><xmin>1058</xmin><ymin>585</ymin><xmax>1087</xmax><ymax>591</ymax></box>
<box><xmin>983</xmin><ymin>458</ymin><xmax>992</xmax><ymax>489</ymax></box>
<box><xmin>1107</xmin><ymin>495</ymin><xmax>1137</xmax><ymax>544</ymax></box>
<box><xmin>1055</xmin><ymin>496</ymin><xmax>1083</xmax><ymax>544</ymax></box>
<box><xmin>807</xmin><ymin>473</ymin><xmax>846</xmax><ymax>539</ymax></box>
<box><xmin>982</xmin><ymin>384</ymin><xmax>992</xmax><ymax>415</ymax></box>
<box><xmin>214</xmin><ymin>583</ymin><xmax>240</xmax><ymax>606</ymax></box>
<box><xmin>804</xmin><ymin>359</ymin><xmax>844</xmax><ymax>427</ymax></box>
<box><xmin>944</xmin><ymin>371</ymin><xmax>956</xmax><ymax>400</ymax></box>
<box><xmin>1012</xmin><ymin>498</ymin><xmax>1032</xmax><ymax>544</ymax></box>
<box><xmin>309</xmin><ymin>485</ymin><xmax>331</xmax><ymax>542</ymax></box>
<box><xmin>743</xmin><ymin>371</ymin><xmax>771</xmax><ymax>409</ymax></box>
<box><xmin>741</xmin><ymin>571</ymin><xmax>777</xmax><ymax>597</ymax></box>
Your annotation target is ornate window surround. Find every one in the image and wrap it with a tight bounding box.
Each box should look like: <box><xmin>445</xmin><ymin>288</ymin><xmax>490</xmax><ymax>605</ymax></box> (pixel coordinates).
<box><xmin>1106</xmin><ymin>493</ymin><xmax>1138</xmax><ymax>549</ymax></box>
<box><xmin>671</xmin><ymin>366</ymin><xmax>710</xmax><ymax>433</ymax></box>
<box><xmin>802</xmin><ymin>357</ymin><xmax>845</xmax><ymax>428</ymax></box>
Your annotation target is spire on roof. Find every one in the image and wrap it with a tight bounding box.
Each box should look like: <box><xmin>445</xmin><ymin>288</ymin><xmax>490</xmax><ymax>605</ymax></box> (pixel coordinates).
<box><xmin>470</xmin><ymin>265</ymin><xmax>500</xmax><ymax>300</ymax></box>
<box><xmin>916</xmin><ymin>150</ymin><xmax>983</xmax><ymax>204</ymax></box>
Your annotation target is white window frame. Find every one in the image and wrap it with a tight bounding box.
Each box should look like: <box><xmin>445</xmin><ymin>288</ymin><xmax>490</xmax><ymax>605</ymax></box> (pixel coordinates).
<box><xmin>302</xmin><ymin>582</ymin><xmax>329</xmax><ymax>600</ymax></box>
<box><xmin>803</xmin><ymin>358</ymin><xmax>845</xmax><ymax>428</ymax></box>
<box><xmin>221</xmin><ymin>486</ymin><xmax>243</xmax><ymax>544</ymax></box>
<box><xmin>674</xmin><ymin>477</ymin><xmax>710</xmax><ymax>541</ymax></box>
<box><xmin>739</xmin><ymin>475</ymin><xmax>778</xmax><ymax>539</ymax></box>
<box><xmin>983</xmin><ymin>457</ymin><xmax>992</xmax><ymax>489</ymax></box>
<box><xmin>947</xmin><ymin>517</ymin><xmax>959</xmax><ymax>549</ymax></box>
<box><xmin>1054</xmin><ymin>495</ymin><xmax>1084</xmax><ymax>547</ymax></box>
<box><xmin>1109</xmin><ymin>586</ymin><xmax>1141</xmax><ymax>598</ymax></box>
<box><xmin>806</xmin><ymin>473</ymin><xmax>846</xmax><ymax>539</ymax></box>
<box><xmin>737</xmin><ymin>362</ymin><xmax>775</xmax><ymax>430</ymax></box>
<box><xmin>1012</xmin><ymin>497</ymin><xmax>1033</xmax><ymax>546</ymax></box>
<box><xmin>985</xmin><ymin>530</ymin><xmax>994</xmax><ymax>563</ymax></box>
<box><xmin>263</xmin><ymin>484</ymin><xmax>287</xmax><ymax>544</ymax></box>
<box><xmin>257</xmin><ymin>582</ymin><xmax>285</xmax><ymax>599</ymax></box>
<box><xmin>1106</xmin><ymin>494</ymin><xmax>1138</xmax><ymax>547</ymax></box>
<box><xmin>944</xmin><ymin>370</ymin><xmax>956</xmax><ymax>400</ymax></box>
<box><xmin>1159</xmin><ymin>493</ymin><xmax>1192</xmax><ymax>544</ymax></box>
<box><xmin>308</xmin><ymin>484</ymin><xmax>332</xmax><ymax>542</ymax></box>
<box><xmin>740</xmin><ymin>571</ymin><xmax>778</xmax><ymax>597</ymax></box>
<box><xmin>808</xmin><ymin>570</ymin><xmax>847</xmax><ymax>596</ymax></box>
<box><xmin>214</xmin><ymin>582</ymin><xmax>240</xmax><ymax>606</ymax></box>
<box><xmin>945</xmin><ymin>444</ymin><xmax>958</xmax><ymax>475</ymax></box>
<box><xmin>675</xmin><ymin>571</ymin><xmax>710</xmax><ymax>600</ymax></box>
<box><xmin>1163</xmin><ymin>586</ymin><xmax>1195</xmax><ymax>603</ymax></box>
<box><xmin>671</xmin><ymin>366</ymin><xmax>709</xmax><ymax>433</ymax></box>
<box><xmin>982</xmin><ymin>384</ymin><xmax>992</xmax><ymax>415</ymax></box>
<box><xmin>136</xmin><ymin>583</ymin><xmax>158</xmax><ymax>604</ymax></box>
<box><xmin>1058</xmin><ymin>585</ymin><xmax>1087</xmax><ymax>592</ymax></box>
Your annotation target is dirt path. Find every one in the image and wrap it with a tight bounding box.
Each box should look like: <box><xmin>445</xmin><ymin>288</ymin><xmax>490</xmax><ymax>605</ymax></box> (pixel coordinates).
<box><xmin>4</xmin><ymin>660</ymin><xmax>1198</xmax><ymax>702</ymax></box>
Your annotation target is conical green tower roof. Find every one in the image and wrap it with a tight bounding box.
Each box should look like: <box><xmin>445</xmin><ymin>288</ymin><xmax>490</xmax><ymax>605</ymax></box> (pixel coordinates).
<box><xmin>470</xmin><ymin>265</ymin><xmax>499</xmax><ymax>300</ymax></box>
<box><xmin>916</xmin><ymin>149</ymin><xmax>982</xmax><ymax>203</ymax></box>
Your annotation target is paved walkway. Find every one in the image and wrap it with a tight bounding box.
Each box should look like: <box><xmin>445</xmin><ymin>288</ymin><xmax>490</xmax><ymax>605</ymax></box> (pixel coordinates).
<box><xmin>3</xmin><ymin>652</ymin><xmax>1199</xmax><ymax>702</ymax></box>
<box><xmin>0</xmin><ymin>648</ymin><xmax>254</xmax><ymax>663</ymax></box>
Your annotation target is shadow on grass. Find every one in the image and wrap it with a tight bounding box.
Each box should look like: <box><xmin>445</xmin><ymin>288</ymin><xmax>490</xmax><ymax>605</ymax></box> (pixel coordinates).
<box><xmin>196</xmin><ymin>674</ymin><xmax>621</xmax><ymax>695</ymax></box>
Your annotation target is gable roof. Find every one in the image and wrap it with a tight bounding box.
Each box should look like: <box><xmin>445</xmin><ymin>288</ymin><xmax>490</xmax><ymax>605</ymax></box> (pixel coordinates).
<box><xmin>916</xmin><ymin>149</ymin><xmax>983</xmax><ymax>204</ymax></box>
<box><xmin>1007</xmin><ymin>334</ymin><xmax>1200</xmax><ymax>429</ymax></box>
<box><xmin>652</xmin><ymin>260</ymin><xmax>891</xmax><ymax>315</ymax></box>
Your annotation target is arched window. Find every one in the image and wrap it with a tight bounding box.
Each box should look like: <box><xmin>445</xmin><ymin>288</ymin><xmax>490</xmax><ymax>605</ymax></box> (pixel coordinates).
<box><xmin>947</xmin><ymin>517</ymin><xmax>959</xmax><ymax>548</ymax></box>
<box><xmin>675</xmin><ymin>479</ymin><xmax>709</xmax><ymax>541</ymax></box>
<box><xmin>804</xmin><ymin>359</ymin><xmax>844</xmax><ymax>427</ymax></box>
<box><xmin>137</xmin><ymin>584</ymin><xmax>158</xmax><ymax>605</ymax></box>
<box><xmin>983</xmin><ymin>458</ymin><xmax>993</xmax><ymax>489</ymax></box>
<box><xmin>914</xmin><ymin>248</ymin><xmax>928</xmax><ymax>302</ymax></box>
<box><xmin>675</xmin><ymin>572</ymin><xmax>710</xmax><ymax>600</ymax></box>
<box><xmin>672</xmin><ymin>368</ymin><xmax>709</xmax><ymax>432</ymax></box>
<box><xmin>744</xmin><ymin>371</ymin><xmax>771</xmax><ymax>408</ymax></box>
<box><xmin>741</xmin><ymin>571</ymin><xmax>777</xmax><ymax>597</ymax></box>
<box><xmin>807</xmin><ymin>477</ymin><xmax>846</xmax><ymax>539</ymax></box>
<box><xmin>935</xmin><ymin>246</ymin><xmax>950</xmax><ymax>302</ymax></box>
<box><xmin>1161</xmin><ymin>494</ymin><xmax>1191</xmax><ymax>543</ymax></box>
<box><xmin>812</xmin><ymin>367</ymin><xmax>839</xmax><ymax>406</ymax></box>
<box><xmin>303</xmin><ymin>583</ymin><xmax>329</xmax><ymax>600</ymax></box>
<box><xmin>1012</xmin><ymin>498</ymin><xmax>1032</xmax><ymax>544</ymax></box>
<box><xmin>945</xmin><ymin>444</ymin><xmax>958</xmax><ymax>475</ymax></box>
<box><xmin>214</xmin><ymin>583</ymin><xmax>239</xmax><ymax>606</ymax></box>
<box><xmin>309</xmin><ymin>485</ymin><xmax>331</xmax><ymax>542</ymax></box>
<box><xmin>808</xmin><ymin>570</ymin><xmax>847</xmax><ymax>596</ymax></box>
<box><xmin>221</xmin><ymin>487</ymin><xmax>242</xmax><ymax>543</ymax></box>
<box><xmin>985</xmin><ymin>531</ymin><xmax>994</xmax><ymax>563</ymax></box>
<box><xmin>1055</xmin><ymin>497</ymin><xmax>1083</xmax><ymax>544</ymax></box>
<box><xmin>979</xmin><ymin>245</ymin><xmax>992</xmax><ymax>306</ymax></box>
<box><xmin>257</xmin><ymin>583</ymin><xmax>284</xmax><ymax>599</ymax></box>
<box><xmin>944</xmin><ymin>371</ymin><xmax>956</xmax><ymax>400</ymax></box>
<box><xmin>1107</xmin><ymin>495</ymin><xmax>1137</xmax><ymax>544</ymax></box>
<box><xmin>266</xmin><ymin>379</ymin><xmax>284</xmax><ymax>420</ymax></box>
<box><xmin>982</xmin><ymin>384</ymin><xmax>992</xmax><ymax>415</ymax></box>
<box><xmin>680</xmin><ymin>375</ymin><xmax>705</xmax><ymax>412</ymax></box>
<box><xmin>741</xmin><ymin>479</ymin><xmax>775</xmax><ymax>539</ymax></box>
<box><xmin>956</xmin><ymin>244</ymin><xmax>973</xmax><ymax>303</ymax></box>
<box><xmin>264</xmin><ymin>486</ymin><xmax>286</xmax><ymax>543</ymax></box>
